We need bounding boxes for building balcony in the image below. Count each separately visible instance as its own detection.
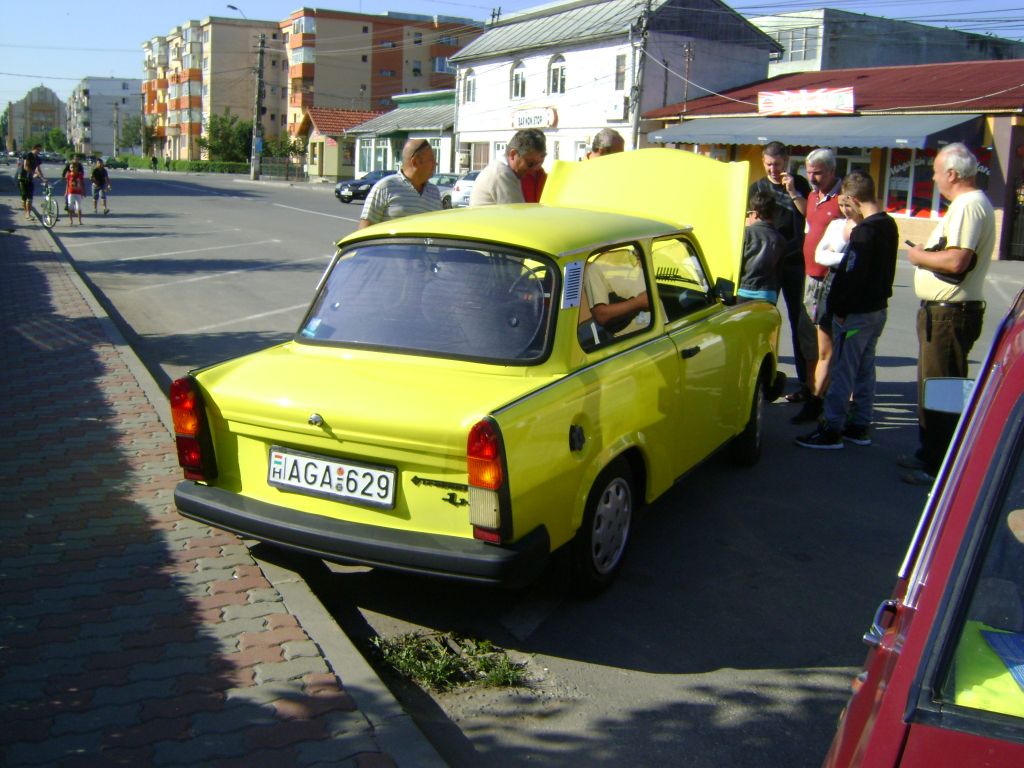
[289,91,314,108]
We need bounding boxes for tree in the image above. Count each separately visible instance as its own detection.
[45,128,69,153]
[141,117,158,157]
[196,110,251,163]
[120,115,143,154]
[0,107,8,151]
[263,135,306,158]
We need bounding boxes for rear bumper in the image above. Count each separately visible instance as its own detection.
[174,482,550,588]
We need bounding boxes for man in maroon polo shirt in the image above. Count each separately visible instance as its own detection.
[791,148,844,424]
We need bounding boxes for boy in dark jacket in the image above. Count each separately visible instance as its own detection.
[796,171,897,449]
[737,190,786,304]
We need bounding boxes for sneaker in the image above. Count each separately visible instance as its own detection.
[901,469,936,486]
[103,209,109,215]
[790,397,823,424]
[897,453,926,470]
[842,424,872,446]
[784,387,811,403]
[795,426,843,450]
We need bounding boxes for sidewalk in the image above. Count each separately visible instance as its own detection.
[0,184,442,766]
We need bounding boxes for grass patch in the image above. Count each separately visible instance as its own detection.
[372,631,528,692]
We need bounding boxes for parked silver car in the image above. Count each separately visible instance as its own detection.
[450,171,480,208]
[429,173,460,209]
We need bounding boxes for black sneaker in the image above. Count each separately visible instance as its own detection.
[790,396,822,424]
[795,426,843,450]
[842,424,871,446]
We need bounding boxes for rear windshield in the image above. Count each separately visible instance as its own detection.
[299,240,556,363]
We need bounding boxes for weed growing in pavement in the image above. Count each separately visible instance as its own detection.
[372,631,527,692]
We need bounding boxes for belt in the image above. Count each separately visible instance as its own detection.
[920,300,985,310]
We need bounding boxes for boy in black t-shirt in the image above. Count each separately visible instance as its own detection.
[796,171,897,450]
[18,144,45,219]
[91,158,111,214]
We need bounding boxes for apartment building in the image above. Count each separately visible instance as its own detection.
[142,17,286,162]
[67,77,143,157]
[280,8,483,138]
[6,85,66,153]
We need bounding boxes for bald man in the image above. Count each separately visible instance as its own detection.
[358,138,442,228]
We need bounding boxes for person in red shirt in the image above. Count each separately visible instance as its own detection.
[791,148,843,424]
[65,158,86,225]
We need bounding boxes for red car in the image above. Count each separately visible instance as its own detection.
[825,289,1024,766]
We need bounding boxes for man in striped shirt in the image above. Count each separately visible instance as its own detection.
[358,138,442,228]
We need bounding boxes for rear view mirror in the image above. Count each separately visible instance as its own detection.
[714,277,736,306]
[923,378,975,415]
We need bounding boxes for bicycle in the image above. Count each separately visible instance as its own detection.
[38,181,60,229]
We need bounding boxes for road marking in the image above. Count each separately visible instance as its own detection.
[184,303,310,333]
[71,228,243,249]
[135,253,331,291]
[274,203,360,222]
[118,238,281,262]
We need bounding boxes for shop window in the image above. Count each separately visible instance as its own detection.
[885,148,912,217]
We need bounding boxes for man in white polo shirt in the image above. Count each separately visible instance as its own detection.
[358,138,441,228]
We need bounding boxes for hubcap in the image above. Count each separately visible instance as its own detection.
[591,477,631,575]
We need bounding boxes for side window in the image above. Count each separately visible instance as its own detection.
[934,437,1024,721]
[651,238,712,323]
[578,244,651,352]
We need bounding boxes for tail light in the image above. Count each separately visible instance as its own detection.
[467,418,507,543]
[170,377,217,481]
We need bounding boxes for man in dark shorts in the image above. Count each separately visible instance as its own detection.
[91,158,111,214]
[18,144,45,220]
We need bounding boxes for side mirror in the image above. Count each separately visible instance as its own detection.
[923,377,975,415]
[714,277,736,306]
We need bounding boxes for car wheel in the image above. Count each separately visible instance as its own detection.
[442,195,452,209]
[567,458,633,595]
[729,375,765,467]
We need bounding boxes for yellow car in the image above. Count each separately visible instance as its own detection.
[173,149,784,592]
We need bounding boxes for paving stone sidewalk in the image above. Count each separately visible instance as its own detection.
[0,190,425,766]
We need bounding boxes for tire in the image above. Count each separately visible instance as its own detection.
[41,196,59,229]
[729,376,765,467]
[567,458,634,595]
[442,195,452,209]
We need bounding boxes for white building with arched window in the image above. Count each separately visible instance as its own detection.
[450,0,779,174]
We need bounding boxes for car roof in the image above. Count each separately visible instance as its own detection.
[339,204,686,260]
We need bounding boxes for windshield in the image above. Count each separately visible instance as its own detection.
[299,241,556,363]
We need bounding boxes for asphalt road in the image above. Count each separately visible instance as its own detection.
[47,166,1024,767]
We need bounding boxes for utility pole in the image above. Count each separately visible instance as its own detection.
[250,33,265,181]
[113,102,120,156]
[629,1,650,150]
[681,43,695,114]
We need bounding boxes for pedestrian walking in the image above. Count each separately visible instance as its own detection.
[151,155,158,172]
[165,155,171,172]
[91,158,111,214]
[17,144,45,220]
[65,161,85,225]
[901,143,996,484]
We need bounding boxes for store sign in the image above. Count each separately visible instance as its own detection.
[758,87,855,116]
[512,108,557,129]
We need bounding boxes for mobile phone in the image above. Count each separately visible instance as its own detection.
[904,240,916,248]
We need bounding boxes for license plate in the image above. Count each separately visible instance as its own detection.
[268,446,396,509]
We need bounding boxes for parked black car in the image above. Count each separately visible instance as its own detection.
[334,169,396,204]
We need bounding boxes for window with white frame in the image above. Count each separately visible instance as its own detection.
[510,61,526,100]
[292,47,315,65]
[433,57,454,74]
[463,69,476,103]
[773,26,820,62]
[292,16,315,35]
[548,55,566,95]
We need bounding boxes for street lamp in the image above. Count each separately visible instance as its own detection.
[226,4,247,18]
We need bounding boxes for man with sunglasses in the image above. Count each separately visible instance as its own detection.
[470,128,546,207]
[358,138,441,228]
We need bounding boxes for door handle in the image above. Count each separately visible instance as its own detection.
[862,599,898,647]
[680,346,701,359]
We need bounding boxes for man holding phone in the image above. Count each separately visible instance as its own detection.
[901,142,995,485]
[748,141,812,401]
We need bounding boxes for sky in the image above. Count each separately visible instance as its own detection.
[1,0,1020,106]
